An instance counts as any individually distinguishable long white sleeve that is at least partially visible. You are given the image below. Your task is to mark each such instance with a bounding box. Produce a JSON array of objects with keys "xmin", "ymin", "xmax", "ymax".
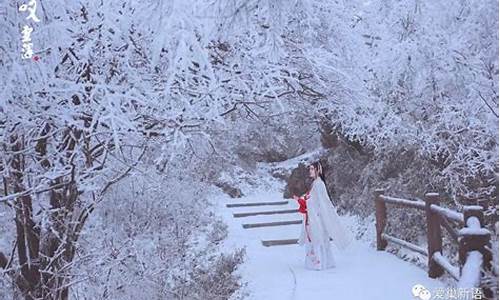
[{"xmin": 314, "ymin": 178, "xmax": 354, "ymax": 250}]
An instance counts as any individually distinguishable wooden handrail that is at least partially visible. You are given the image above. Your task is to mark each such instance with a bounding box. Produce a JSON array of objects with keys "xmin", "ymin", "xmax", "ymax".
[
  {"xmin": 458, "ymin": 251, "xmax": 484, "ymax": 288},
  {"xmin": 382, "ymin": 233, "xmax": 427, "ymax": 256},
  {"xmin": 430, "ymin": 204, "xmax": 464, "ymax": 225},
  {"xmin": 378, "ymin": 195, "xmax": 426, "ymax": 210},
  {"xmin": 432, "ymin": 252, "xmax": 460, "ymax": 280},
  {"xmin": 374, "ymin": 189, "xmax": 493, "ymax": 298}
]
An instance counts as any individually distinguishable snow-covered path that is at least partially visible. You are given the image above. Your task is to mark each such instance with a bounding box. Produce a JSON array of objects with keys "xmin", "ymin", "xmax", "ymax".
[{"xmin": 214, "ymin": 188, "xmax": 448, "ymax": 300}]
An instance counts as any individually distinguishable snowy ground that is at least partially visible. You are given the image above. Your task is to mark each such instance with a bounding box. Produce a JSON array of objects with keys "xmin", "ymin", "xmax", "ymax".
[{"xmin": 212, "ymin": 182, "xmax": 448, "ymax": 300}]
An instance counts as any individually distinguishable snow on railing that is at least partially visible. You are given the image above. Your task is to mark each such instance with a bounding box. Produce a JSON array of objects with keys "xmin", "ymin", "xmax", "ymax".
[
  {"xmin": 430, "ymin": 204, "xmax": 464, "ymax": 224},
  {"xmin": 432, "ymin": 252, "xmax": 460, "ymax": 281},
  {"xmin": 457, "ymin": 251, "xmax": 483, "ymax": 289},
  {"xmin": 456, "ymin": 211, "xmax": 492, "ymax": 297},
  {"xmin": 458, "ymin": 227, "xmax": 490, "ymax": 236},
  {"xmin": 374, "ymin": 190, "xmax": 493, "ymax": 297},
  {"xmin": 382, "ymin": 233, "xmax": 427, "ymax": 256},
  {"xmin": 379, "ymin": 195, "xmax": 425, "ymax": 210}
]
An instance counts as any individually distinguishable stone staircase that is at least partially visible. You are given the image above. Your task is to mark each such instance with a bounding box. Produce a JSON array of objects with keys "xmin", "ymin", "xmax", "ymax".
[{"xmin": 225, "ymin": 199, "xmax": 302, "ymax": 247}]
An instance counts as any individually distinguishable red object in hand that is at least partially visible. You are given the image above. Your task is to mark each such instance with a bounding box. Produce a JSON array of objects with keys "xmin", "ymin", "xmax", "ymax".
[
  {"xmin": 298, "ymin": 198, "xmax": 307, "ymax": 213},
  {"xmin": 296, "ymin": 191, "xmax": 310, "ymax": 214}
]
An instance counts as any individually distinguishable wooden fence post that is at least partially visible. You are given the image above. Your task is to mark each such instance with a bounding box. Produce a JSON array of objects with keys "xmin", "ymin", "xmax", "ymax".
[
  {"xmin": 459, "ymin": 206, "xmax": 493, "ymax": 298},
  {"xmin": 425, "ymin": 192, "xmax": 444, "ymax": 278},
  {"xmin": 374, "ymin": 189, "xmax": 387, "ymax": 251},
  {"xmin": 460, "ymin": 206, "xmax": 492, "ymax": 270}
]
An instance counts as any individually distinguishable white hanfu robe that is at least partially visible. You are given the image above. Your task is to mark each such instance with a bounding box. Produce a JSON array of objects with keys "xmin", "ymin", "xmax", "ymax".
[{"xmin": 298, "ymin": 177, "xmax": 353, "ymax": 270}]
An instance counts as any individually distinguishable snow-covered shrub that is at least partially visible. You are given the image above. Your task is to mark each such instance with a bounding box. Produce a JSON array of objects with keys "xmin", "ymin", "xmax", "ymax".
[
  {"xmin": 70, "ymin": 169, "xmax": 243, "ymax": 300},
  {"xmin": 207, "ymin": 219, "xmax": 230, "ymax": 245},
  {"xmin": 178, "ymin": 248, "xmax": 246, "ymax": 300}
]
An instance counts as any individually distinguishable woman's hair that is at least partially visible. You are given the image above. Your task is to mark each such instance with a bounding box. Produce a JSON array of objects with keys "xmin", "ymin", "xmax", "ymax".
[
  {"xmin": 311, "ymin": 161, "xmax": 334, "ymax": 202},
  {"xmin": 311, "ymin": 161, "xmax": 326, "ymax": 182}
]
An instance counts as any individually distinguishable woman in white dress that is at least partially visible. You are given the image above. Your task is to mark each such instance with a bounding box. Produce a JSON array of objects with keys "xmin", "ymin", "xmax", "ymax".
[{"xmin": 293, "ymin": 161, "xmax": 353, "ymax": 270}]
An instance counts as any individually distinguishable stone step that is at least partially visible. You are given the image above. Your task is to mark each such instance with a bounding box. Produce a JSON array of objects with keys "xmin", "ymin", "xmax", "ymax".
[
  {"xmin": 242, "ymin": 220, "xmax": 302, "ymax": 229},
  {"xmin": 226, "ymin": 201, "xmax": 288, "ymax": 208},
  {"xmin": 262, "ymin": 238, "xmax": 299, "ymax": 247},
  {"xmin": 233, "ymin": 209, "xmax": 299, "ymax": 218},
  {"xmin": 261, "ymin": 237, "xmax": 334, "ymax": 247}
]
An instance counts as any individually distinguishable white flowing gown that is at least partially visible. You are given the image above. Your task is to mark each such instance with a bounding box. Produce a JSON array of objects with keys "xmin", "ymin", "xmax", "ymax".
[{"xmin": 298, "ymin": 177, "xmax": 353, "ymax": 270}]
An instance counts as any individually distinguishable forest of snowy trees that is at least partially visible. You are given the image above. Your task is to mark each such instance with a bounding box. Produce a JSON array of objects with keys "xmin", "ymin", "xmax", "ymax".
[{"xmin": 0, "ymin": 0, "xmax": 498, "ymax": 299}]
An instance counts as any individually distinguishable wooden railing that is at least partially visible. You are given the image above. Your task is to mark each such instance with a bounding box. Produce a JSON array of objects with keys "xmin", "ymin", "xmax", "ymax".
[{"xmin": 374, "ymin": 189, "xmax": 493, "ymax": 298}]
